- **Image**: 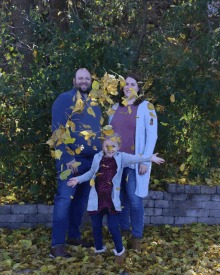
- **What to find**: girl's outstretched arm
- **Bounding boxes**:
[150,153,165,164]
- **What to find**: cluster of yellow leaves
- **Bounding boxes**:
[1,223,220,274]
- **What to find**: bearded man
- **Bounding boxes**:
[49,68,102,258]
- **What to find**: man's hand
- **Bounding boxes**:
[67,177,79,188]
[139,163,148,175]
[150,153,165,164]
[66,158,78,174]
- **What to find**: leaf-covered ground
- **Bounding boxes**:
[1,223,220,275]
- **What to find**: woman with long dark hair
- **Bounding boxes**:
[108,72,158,252]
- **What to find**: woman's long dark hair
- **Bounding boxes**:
[118,72,145,107]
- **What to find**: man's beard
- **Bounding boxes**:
[76,85,92,94]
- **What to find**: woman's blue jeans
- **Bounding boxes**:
[119,167,144,239]
[90,208,123,253]
[51,156,94,247]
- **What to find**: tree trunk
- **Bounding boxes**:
[49,0,69,32]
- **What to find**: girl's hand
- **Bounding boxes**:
[150,153,165,164]
[67,177,79,188]
[139,163,148,175]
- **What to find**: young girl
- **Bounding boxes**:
[67,129,165,264]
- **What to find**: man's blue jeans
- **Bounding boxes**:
[119,167,144,239]
[51,156,94,247]
[90,208,123,253]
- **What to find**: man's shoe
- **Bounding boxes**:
[121,229,132,237]
[66,238,92,248]
[49,244,72,259]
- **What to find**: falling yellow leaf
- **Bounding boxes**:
[139,153,142,157]
[60,169,71,180]
[54,149,63,160]
[56,139,64,146]
[126,175,129,182]
[59,43,64,48]
[184,48,190,54]
[46,139,55,148]
[107,145,114,151]
[121,206,124,209]
[98,137,106,140]
[36,130,41,134]
[33,50,38,58]
[65,147,75,155]
[150,118,153,125]
[66,121,76,133]
[90,178,95,187]
[117,137,121,143]
[122,98,128,107]
[87,139,91,146]
[87,107,96,117]
[64,137,76,145]
[131,145,135,150]
[61,164,63,171]
[147,103,155,110]
[179,164,185,171]
[92,80,100,90]
[70,196,74,199]
[100,116,104,125]
[149,112,156,118]
[74,147,81,154]
[106,108,116,116]
[129,87,138,96]
[170,94,175,102]
[95,173,103,176]
[128,106,132,114]
[72,96,75,102]
[51,150,55,158]
[108,182,112,185]
[101,164,109,168]
[110,137,116,142]
[90,101,99,106]
[119,75,126,88]
[72,162,81,168]
[93,145,97,150]
[135,116,139,119]
[103,125,113,130]
[116,187,121,190]
[103,129,114,136]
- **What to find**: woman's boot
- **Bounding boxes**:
[113,246,126,264]
[131,236,141,252]
[90,246,107,256]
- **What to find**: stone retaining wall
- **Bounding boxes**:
[1,183,220,230]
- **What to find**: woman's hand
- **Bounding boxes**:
[67,177,79,188]
[66,158,78,174]
[139,163,148,175]
[150,153,165,164]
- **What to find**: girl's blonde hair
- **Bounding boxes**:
[101,132,122,148]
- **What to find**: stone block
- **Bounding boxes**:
[25,214,52,223]
[145,208,162,216]
[210,195,220,202]
[163,193,187,201]
[10,223,38,229]
[0,214,24,223]
[38,204,54,214]
[210,210,220,217]
[174,217,197,225]
[201,186,217,194]
[217,186,220,195]
[162,208,186,217]
[171,201,202,209]
[143,216,150,225]
[143,200,154,208]
[0,205,11,214]
[151,216,174,225]
[176,185,185,193]
[148,191,164,200]
[198,217,220,225]
[185,185,201,194]
[202,201,220,209]
[186,194,210,201]
[45,223,52,228]
[0,222,10,228]
[186,209,209,217]
[154,200,170,208]
[164,183,177,193]
[11,204,37,214]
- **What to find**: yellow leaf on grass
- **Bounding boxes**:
[170,94,175,102]
[147,103,155,110]
[54,149,63,160]
[87,107,96,117]
[75,147,81,154]
[60,169,71,180]
[128,106,132,114]
[179,164,185,171]
[90,178,95,187]
[65,147,75,155]
[149,112,156,118]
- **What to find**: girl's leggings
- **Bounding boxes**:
[90,208,123,253]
